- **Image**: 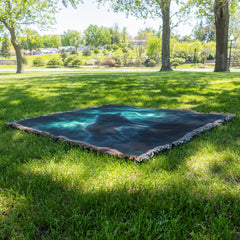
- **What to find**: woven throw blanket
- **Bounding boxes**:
[5,104,235,162]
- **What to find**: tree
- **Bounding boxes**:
[214,0,229,71]
[146,36,162,63]
[188,0,239,72]
[61,30,83,49]
[158,0,172,71]
[96,0,176,71]
[60,49,68,60]
[0,0,82,73]
[20,29,42,51]
[121,27,129,44]
[229,5,240,40]
[1,36,11,59]
[109,24,121,45]
[134,28,154,44]
[40,34,61,48]
[84,25,111,47]
[193,21,215,42]
[180,35,193,42]
[0,0,61,73]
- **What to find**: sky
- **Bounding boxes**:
[40,1,195,37]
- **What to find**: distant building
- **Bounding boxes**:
[39,48,58,54]
[132,40,147,47]
[58,46,75,53]
[24,50,41,55]
[78,45,89,52]
[97,46,106,50]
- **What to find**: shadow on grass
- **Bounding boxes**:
[0,71,240,239]
[1,72,238,119]
[0,131,240,239]
[1,146,240,239]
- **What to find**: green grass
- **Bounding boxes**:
[176,63,215,69]
[0,65,17,69]
[0,71,239,239]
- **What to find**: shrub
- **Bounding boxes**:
[208,54,215,60]
[106,45,112,51]
[173,50,187,59]
[147,36,161,62]
[94,48,99,54]
[70,48,78,55]
[126,60,134,67]
[171,62,180,68]
[193,49,199,63]
[102,57,116,67]
[82,49,91,57]
[22,56,28,65]
[33,56,45,67]
[129,43,134,50]
[123,53,130,67]
[112,55,123,67]
[114,49,124,55]
[200,56,207,64]
[64,56,75,66]
[60,49,68,60]
[103,49,108,55]
[71,57,83,67]
[170,58,185,65]
[122,47,128,53]
[47,57,62,68]
[112,44,119,51]
[120,43,126,48]
[94,58,101,66]
[133,58,143,67]
[64,56,83,67]
[144,58,156,67]
[232,48,240,62]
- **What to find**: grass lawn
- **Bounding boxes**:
[0,71,239,239]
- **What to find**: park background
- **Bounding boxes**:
[0,1,239,71]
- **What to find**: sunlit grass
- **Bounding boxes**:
[0,71,239,239]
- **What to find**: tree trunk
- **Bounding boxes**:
[9,27,24,73]
[214,0,229,72]
[160,0,172,71]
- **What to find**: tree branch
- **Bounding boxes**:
[0,17,11,30]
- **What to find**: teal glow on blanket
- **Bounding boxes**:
[7,105,235,161]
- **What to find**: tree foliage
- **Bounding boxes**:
[61,30,83,49]
[33,56,45,67]
[229,5,240,40]
[187,0,239,71]
[1,36,11,58]
[84,25,111,47]
[170,38,216,62]
[146,36,161,62]
[62,0,82,8]
[0,0,82,73]
[19,29,42,51]
[96,0,181,71]
[41,34,62,48]
[121,27,129,44]
[47,56,63,67]
[0,0,59,30]
[109,24,121,45]
[19,33,62,50]
[134,28,155,45]
[193,21,215,42]
[0,0,60,73]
